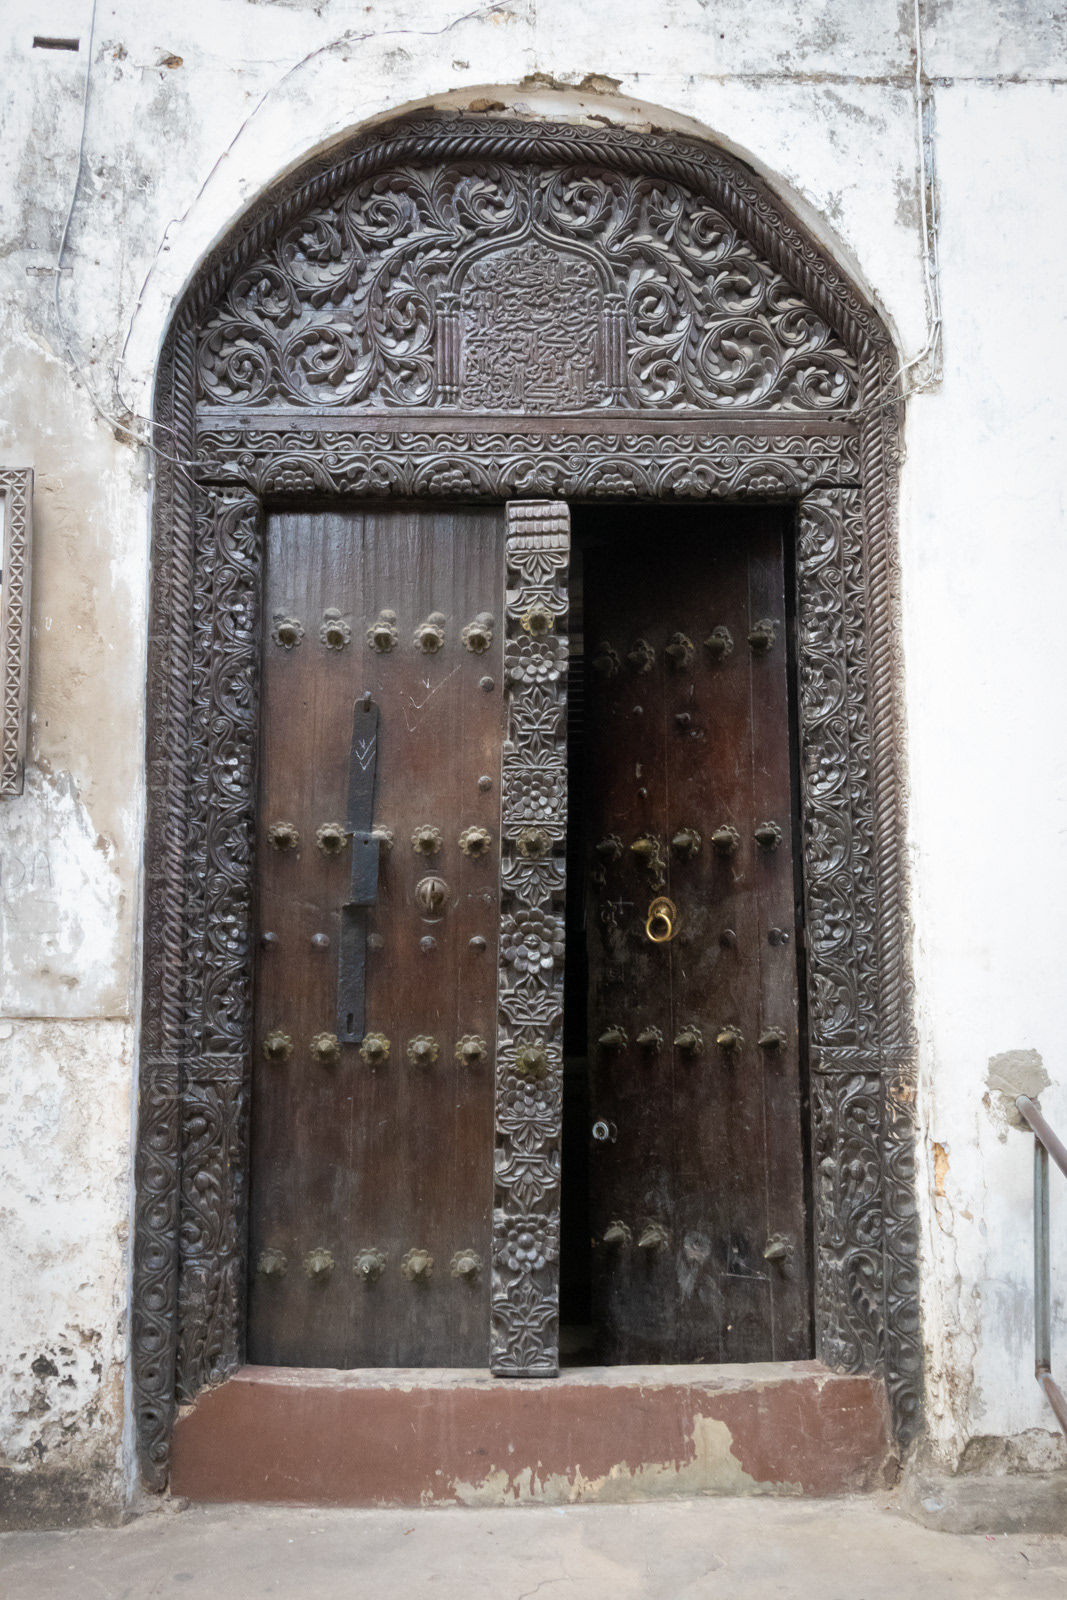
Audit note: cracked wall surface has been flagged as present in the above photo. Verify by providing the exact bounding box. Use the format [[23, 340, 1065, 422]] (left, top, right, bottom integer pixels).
[[1, 0, 1065, 1524]]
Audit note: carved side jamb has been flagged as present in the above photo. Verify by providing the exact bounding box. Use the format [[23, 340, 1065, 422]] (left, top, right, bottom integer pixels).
[[492, 499, 570, 1376], [0, 467, 33, 798]]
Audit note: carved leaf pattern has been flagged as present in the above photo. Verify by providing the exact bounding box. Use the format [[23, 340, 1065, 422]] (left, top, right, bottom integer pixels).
[[197, 163, 858, 414], [493, 501, 569, 1375]]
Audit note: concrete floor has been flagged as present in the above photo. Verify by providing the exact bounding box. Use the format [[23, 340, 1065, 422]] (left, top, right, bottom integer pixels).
[[1, 1497, 1065, 1599]]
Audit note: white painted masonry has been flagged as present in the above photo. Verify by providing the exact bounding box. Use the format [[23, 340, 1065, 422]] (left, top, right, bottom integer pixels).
[[1, 0, 1064, 1521]]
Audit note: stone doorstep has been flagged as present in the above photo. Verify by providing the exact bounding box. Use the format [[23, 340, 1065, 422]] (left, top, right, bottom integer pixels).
[[170, 1359, 894, 1507]]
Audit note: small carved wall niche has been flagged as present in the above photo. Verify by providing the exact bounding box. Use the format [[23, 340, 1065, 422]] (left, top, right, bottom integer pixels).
[[0, 469, 33, 798]]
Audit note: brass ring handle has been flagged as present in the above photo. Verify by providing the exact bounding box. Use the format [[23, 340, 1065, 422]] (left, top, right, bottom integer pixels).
[[645, 896, 678, 944]]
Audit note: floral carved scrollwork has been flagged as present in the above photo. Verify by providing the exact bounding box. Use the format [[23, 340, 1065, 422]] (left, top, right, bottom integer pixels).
[[493, 500, 570, 1376]]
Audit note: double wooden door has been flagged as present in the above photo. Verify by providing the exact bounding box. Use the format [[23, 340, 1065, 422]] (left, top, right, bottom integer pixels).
[[247, 501, 811, 1369]]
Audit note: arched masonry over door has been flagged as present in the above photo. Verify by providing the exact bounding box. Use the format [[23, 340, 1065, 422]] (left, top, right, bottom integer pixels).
[[136, 112, 919, 1488]]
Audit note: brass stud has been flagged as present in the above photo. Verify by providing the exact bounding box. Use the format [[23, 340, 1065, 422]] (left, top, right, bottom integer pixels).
[[455, 1034, 488, 1066], [271, 613, 304, 649], [514, 1041, 550, 1080], [401, 1248, 433, 1282], [268, 821, 300, 852], [469, 935, 487, 952], [520, 600, 554, 638], [664, 631, 695, 669], [603, 1221, 632, 1247], [450, 1249, 483, 1279], [637, 1223, 670, 1251], [414, 613, 446, 653], [672, 827, 701, 858], [407, 1035, 440, 1068], [355, 1247, 387, 1282], [304, 1248, 335, 1281], [704, 626, 733, 660], [462, 612, 495, 654], [316, 822, 349, 855], [630, 835, 657, 861], [372, 824, 394, 851], [598, 1025, 628, 1052], [754, 820, 783, 850], [748, 618, 777, 652], [674, 1025, 703, 1055], [311, 932, 330, 950], [262, 1029, 293, 1063], [637, 1026, 663, 1052], [310, 1032, 341, 1065], [717, 1025, 744, 1052], [412, 824, 443, 856], [711, 824, 740, 855], [758, 1027, 787, 1051], [595, 834, 623, 861], [367, 609, 399, 653], [415, 875, 449, 916], [515, 826, 550, 859], [257, 1248, 287, 1278], [763, 1235, 795, 1276], [320, 608, 351, 650], [627, 638, 655, 673], [359, 1032, 390, 1066], [459, 826, 493, 859], [592, 641, 621, 679]]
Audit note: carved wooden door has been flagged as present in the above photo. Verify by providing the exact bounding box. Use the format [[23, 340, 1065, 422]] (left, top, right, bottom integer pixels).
[[248, 505, 507, 1367], [247, 501, 570, 1374], [582, 508, 811, 1364]]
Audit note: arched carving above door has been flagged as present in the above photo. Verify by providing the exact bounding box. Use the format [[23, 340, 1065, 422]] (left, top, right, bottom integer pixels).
[[136, 111, 918, 1491]]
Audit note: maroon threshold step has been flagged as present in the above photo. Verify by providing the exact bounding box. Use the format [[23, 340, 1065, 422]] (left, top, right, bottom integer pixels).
[[170, 1360, 893, 1507]]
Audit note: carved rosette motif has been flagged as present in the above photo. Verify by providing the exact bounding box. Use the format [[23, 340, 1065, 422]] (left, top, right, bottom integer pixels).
[[135, 114, 917, 1485], [493, 500, 570, 1376]]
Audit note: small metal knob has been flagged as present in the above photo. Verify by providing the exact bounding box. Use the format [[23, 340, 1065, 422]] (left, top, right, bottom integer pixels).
[[304, 1248, 334, 1281], [262, 1029, 293, 1063], [717, 1025, 744, 1052], [367, 609, 398, 653], [767, 927, 790, 947], [268, 821, 300, 852], [704, 626, 733, 660], [311, 932, 330, 950], [758, 1027, 787, 1051], [515, 826, 550, 859], [260, 931, 279, 948], [515, 1042, 550, 1080], [316, 822, 348, 855], [310, 1031, 341, 1064], [520, 600, 554, 638], [320, 608, 351, 650], [359, 1032, 390, 1066], [257, 1248, 287, 1278], [637, 1222, 670, 1251], [672, 827, 701, 858], [636, 1026, 663, 1052], [414, 612, 446, 653], [595, 834, 623, 861], [407, 1035, 440, 1068], [372, 825, 395, 851], [626, 638, 655, 673], [459, 826, 492, 859], [355, 1247, 387, 1282], [674, 1025, 703, 1054], [271, 614, 304, 649], [469, 935, 487, 952], [664, 631, 694, 668], [455, 1034, 488, 1066], [763, 1234, 795, 1277], [462, 613, 495, 654], [748, 618, 777, 652], [711, 824, 740, 855], [419, 935, 437, 954], [598, 1025, 628, 1051], [401, 1248, 433, 1281], [631, 836, 657, 861], [415, 875, 449, 916], [592, 642, 621, 679], [754, 820, 783, 850], [412, 825, 443, 856], [602, 1220, 632, 1247], [450, 1249, 483, 1279]]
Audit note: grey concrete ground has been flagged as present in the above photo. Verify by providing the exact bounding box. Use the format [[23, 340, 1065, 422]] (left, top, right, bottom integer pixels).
[[1, 1497, 1066, 1599]]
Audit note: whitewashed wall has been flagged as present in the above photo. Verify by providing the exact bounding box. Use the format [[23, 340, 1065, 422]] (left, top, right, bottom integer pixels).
[[1, 0, 1064, 1520]]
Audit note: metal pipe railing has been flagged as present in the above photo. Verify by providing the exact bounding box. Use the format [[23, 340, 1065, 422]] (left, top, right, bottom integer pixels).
[[1016, 1095, 1067, 1434]]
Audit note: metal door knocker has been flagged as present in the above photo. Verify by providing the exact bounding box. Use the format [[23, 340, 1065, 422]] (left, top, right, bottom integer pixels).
[[645, 895, 678, 943]]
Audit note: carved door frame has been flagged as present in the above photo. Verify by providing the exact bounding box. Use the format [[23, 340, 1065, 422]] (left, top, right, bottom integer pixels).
[[134, 111, 919, 1489]]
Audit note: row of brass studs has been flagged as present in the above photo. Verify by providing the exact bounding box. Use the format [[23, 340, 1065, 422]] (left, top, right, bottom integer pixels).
[[591, 620, 777, 678], [270, 609, 496, 655], [262, 1031, 489, 1067], [601, 1221, 670, 1251], [596, 1024, 788, 1054], [258, 1246, 483, 1282], [598, 822, 782, 865], [267, 821, 493, 858]]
